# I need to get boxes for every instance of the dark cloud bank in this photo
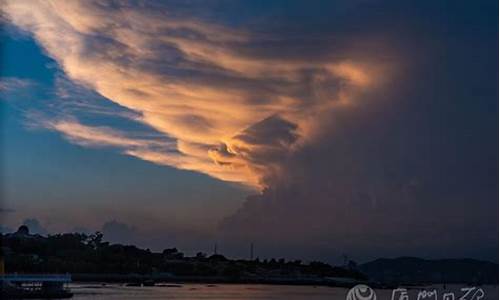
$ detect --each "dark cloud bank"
[216,0,498,263]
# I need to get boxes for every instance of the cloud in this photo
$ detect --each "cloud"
[22,218,48,235]
[0,77,35,94]
[1,0,390,188]
[101,220,137,245]
[218,96,498,261]
[45,118,175,150]
[50,75,141,120]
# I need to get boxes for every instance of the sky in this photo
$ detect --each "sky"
[0,0,498,264]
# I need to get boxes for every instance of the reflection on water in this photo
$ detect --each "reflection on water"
[70,283,499,300]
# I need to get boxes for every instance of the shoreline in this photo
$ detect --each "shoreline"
[71,273,377,288]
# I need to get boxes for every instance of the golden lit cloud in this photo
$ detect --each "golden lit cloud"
[2,0,387,188]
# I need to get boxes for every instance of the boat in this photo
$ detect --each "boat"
[0,274,73,299]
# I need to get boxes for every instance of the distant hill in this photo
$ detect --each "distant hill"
[360,257,498,284]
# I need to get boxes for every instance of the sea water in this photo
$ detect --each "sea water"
[70,283,498,300]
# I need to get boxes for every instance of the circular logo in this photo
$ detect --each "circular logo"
[346,284,377,300]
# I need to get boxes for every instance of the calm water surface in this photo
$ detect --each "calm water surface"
[70,283,498,300]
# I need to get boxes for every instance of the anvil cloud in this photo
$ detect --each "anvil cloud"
[2,0,386,188]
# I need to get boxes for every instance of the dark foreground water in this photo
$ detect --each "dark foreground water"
[70,283,498,300]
